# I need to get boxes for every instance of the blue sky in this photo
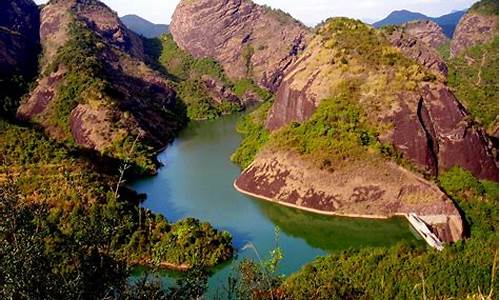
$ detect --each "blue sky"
[34,0,478,25]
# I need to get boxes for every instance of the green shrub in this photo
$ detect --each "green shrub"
[284,168,499,299]
[447,37,499,131]
[231,102,272,168]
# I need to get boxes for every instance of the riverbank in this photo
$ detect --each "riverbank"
[234,149,464,243]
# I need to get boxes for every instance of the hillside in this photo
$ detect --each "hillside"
[120,14,169,38]
[170,0,312,91]
[17,0,186,173]
[0,0,234,297]
[233,16,499,299]
[373,9,466,38]
[447,0,499,133]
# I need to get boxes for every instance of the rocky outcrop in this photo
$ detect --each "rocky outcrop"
[403,20,449,49]
[18,0,184,153]
[170,0,312,91]
[266,18,498,181]
[451,1,499,56]
[0,0,39,80]
[201,76,242,106]
[386,21,448,76]
[235,150,464,243]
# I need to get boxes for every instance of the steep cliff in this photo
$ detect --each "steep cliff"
[17,0,186,172]
[385,21,448,76]
[451,0,499,56]
[265,18,497,181]
[170,0,312,91]
[0,0,40,117]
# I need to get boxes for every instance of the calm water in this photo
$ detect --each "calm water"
[131,113,420,292]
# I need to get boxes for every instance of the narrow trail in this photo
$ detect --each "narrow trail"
[476,52,487,86]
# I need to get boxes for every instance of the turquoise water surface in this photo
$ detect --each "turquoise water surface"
[131,113,420,292]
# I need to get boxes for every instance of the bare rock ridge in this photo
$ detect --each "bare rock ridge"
[17,0,184,154]
[386,21,448,76]
[266,19,498,182]
[170,0,312,91]
[0,0,40,80]
[401,20,449,49]
[451,0,499,56]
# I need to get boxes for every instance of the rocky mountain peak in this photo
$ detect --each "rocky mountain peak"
[402,20,448,49]
[170,0,312,91]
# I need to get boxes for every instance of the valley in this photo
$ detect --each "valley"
[0,0,498,298]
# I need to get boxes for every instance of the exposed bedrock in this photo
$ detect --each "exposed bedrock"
[235,150,464,243]
[451,9,499,56]
[266,21,498,181]
[170,0,312,91]
[18,0,183,153]
[386,21,449,76]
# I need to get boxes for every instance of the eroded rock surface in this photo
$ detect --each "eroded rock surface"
[451,8,499,56]
[403,20,448,49]
[235,150,464,242]
[170,0,312,91]
[386,21,448,75]
[266,19,498,181]
[18,0,184,153]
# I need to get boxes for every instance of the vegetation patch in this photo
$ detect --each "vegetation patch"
[447,37,499,131]
[146,34,245,120]
[231,101,272,168]
[0,117,234,298]
[281,167,498,299]
[470,0,499,15]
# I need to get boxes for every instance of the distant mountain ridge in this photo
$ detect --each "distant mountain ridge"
[373,9,466,37]
[120,14,169,38]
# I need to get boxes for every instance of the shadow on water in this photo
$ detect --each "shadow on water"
[131,112,422,294]
[252,198,422,251]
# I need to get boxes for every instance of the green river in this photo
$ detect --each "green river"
[131,113,420,292]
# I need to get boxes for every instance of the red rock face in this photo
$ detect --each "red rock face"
[170,0,311,91]
[403,20,449,49]
[266,23,498,181]
[17,0,183,152]
[235,150,464,242]
[387,24,448,76]
[0,0,39,79]
[451,12,499,56]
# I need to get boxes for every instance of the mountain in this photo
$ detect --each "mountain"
[17,0,186,172]
[170,0,312,91]
[120,14,169,38]
[373,9,466,38]
[385,20,448,75]
[434,10,467,37]
[373,10,428,27]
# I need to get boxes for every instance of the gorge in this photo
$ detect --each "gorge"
[0,0,498,298]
